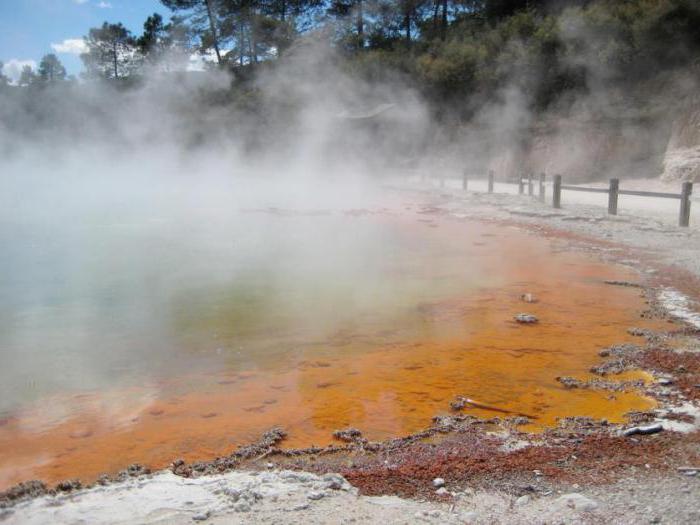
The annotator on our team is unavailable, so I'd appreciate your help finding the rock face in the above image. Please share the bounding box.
[485,114,670,182]
[663,102,700,181]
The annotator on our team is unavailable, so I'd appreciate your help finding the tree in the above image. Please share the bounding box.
[138,13,192,70]
[18,65,37,87]
[81,22,137,80]
[0,61,9,87]
[327,0,368,49]
[162,0,226,65]
[38,54,67,83]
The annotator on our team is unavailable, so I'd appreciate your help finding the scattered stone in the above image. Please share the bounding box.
[333,428,363,443]
[192,510,211,521]
[553,493,599,512]
[604,280,644,288]
[677,467,699,476]
[556,376,643,391]
[0,480,48,505]
[233,501,251,513]
[322,473,348,490]
[55,479,81,493]
[435,487,449,495]
[450,397,467,411]
[622,423,664,437]
[292,503,310,511]
[307,491,325,500]
[515,313,539,324]
[515,495,530,506]
[432,478,446,488]
[520,293,537,303]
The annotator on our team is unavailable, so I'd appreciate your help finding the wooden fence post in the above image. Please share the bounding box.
[553,175,562,208]
[528,173,534,196]
[462,170,468,191]
[518,174,524,195]
[608,178,619,215]
[539,173,546,202]
[680,182,693,227]
[488,170,495,193]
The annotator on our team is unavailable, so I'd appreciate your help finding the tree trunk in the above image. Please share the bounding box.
[441,0,448,41]
[113,41,118,79]
[239,23,245,66]
[251,8,258,64]
[404,11,411,44]
[203,0,223,65]
[357,0,364,49]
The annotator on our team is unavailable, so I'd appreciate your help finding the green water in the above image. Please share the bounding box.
[0,210,490,414]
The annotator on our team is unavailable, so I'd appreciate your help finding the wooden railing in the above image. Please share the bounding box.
[437,171,694,227]
[553,175,693,227]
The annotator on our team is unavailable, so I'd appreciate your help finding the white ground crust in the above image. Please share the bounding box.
[3,469,699,525]
[657,288,700,329]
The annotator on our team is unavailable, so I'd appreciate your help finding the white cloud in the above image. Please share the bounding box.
[97,1,112,8]
[51,38,88,55]
[2,59,37,84]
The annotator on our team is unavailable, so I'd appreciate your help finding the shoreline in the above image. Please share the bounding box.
[2,186,700,523]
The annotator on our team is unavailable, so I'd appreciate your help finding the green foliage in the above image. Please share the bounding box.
[38,54,67,83]
[17,65,37,87]
[0,62,9,87]
[81,22,138,80]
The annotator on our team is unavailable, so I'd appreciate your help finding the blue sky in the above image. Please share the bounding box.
[1,0,166,81]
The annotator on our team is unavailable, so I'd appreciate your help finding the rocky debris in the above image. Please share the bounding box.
[622,423,664,436]
[514,313,539,324]
[552,493,599,512]
[333,427,364,443]
[55,479,81,492]
[604,280,644,288]
[590,359,631,375]
[169,427,288,479]
[515,494,531,506]
[628,327,655,338]
[556,376,644,392]
[555,416,609,433]
[0,480,47,508]
[625,411,658,424]
[432,478,446,488]
[192,510,211,521]
[592,343,647,375]
[677,466,699,476]
[598,343,642,358]
[450,397,467,411]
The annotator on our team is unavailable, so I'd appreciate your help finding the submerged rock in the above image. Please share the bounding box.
[520,293,537,303]
[332,428,363,442]
[514,313,539,324]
